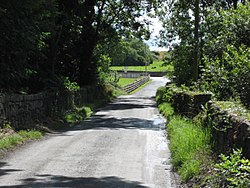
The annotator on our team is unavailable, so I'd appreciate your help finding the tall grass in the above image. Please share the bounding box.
[167,116,211,181]
[157,98,211,182]
[158,102,174,118]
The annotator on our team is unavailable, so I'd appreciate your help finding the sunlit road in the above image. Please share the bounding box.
[0,77,175,187]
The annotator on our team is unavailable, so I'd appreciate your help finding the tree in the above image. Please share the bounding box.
[158,1,199,84]
[159,0,250,107]
[194,0,200,81]
[57,0,161,86]
[109,38,153,66]
[0,0,163,92]
[158,0,249,85]
[0,0,57,92]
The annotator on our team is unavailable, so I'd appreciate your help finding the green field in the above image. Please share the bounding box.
[117,78,138,87]
[110,61,173,72]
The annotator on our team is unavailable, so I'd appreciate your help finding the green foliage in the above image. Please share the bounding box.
[64,77,80,92]
[204,3,250,57]
[0,130,42,150]
[198,45,250,107]
[0,0,58,92]
[18,130,42,139]
[168,116,211,182]
[1,121,12,129]
[169,44,195,85]
[64,106,92,125]
[156,86,167,105]
[117,78,138,87]
[158,1,198,84]
[109,38,153,66]
[0,0,163,92]
[156,84,211,182]
[96,54,115,84]
[158,102,174,119]
[159,1,250,109]
[156,83,189,106]
[0,135,23,150]
[213,149,250,188]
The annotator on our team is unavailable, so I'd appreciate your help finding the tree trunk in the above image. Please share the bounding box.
[78,41,97,86]
[78,0,98,87]
[233,0,238,9]
[193,0,200,82]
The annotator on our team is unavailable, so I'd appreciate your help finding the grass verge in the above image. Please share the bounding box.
[117,78,138,87]
[110,61,173,72]
[0,129,42,151]
[167,116,211,182]
[64,83,126,126]
[157,102,211,182]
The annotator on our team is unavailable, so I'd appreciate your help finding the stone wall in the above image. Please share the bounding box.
[208,103,250,159]
[0,86,103,129]
[172,91,212,118]
[170,90,250,159]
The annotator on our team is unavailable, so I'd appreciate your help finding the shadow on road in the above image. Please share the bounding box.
[0,162,23,177]
[74,116,165,131]
[99,97,156,111]
[0,174,148,188]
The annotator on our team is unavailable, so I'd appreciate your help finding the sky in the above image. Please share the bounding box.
[145,17,168,51]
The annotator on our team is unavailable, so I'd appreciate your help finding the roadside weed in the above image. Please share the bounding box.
[0,130,42,150]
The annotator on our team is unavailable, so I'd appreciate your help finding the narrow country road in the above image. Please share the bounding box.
[0,77,175,188]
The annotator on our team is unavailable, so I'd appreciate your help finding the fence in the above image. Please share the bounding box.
[122,76,150,93]
[117,71,167,78]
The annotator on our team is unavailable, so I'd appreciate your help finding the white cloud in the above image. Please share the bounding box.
[145,16,168,51]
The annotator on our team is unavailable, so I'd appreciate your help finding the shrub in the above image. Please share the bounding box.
[213,149,250,188]
[198,45,250,108]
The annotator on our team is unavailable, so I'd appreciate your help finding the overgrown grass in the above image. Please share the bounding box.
[0,130,42,150]
[158,102,174,118]
[157,99,211,182]
[110,61,173,72]
[167,116,211,181]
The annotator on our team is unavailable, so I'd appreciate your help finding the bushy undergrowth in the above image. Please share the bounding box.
[64,106,92,125]
[208,149,250,188]
[156,84,250,187]
[64,83,125,125]
[198,45,250,108]
[156,86,211,182]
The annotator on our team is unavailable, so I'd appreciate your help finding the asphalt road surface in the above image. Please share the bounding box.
[0,77,176,188]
